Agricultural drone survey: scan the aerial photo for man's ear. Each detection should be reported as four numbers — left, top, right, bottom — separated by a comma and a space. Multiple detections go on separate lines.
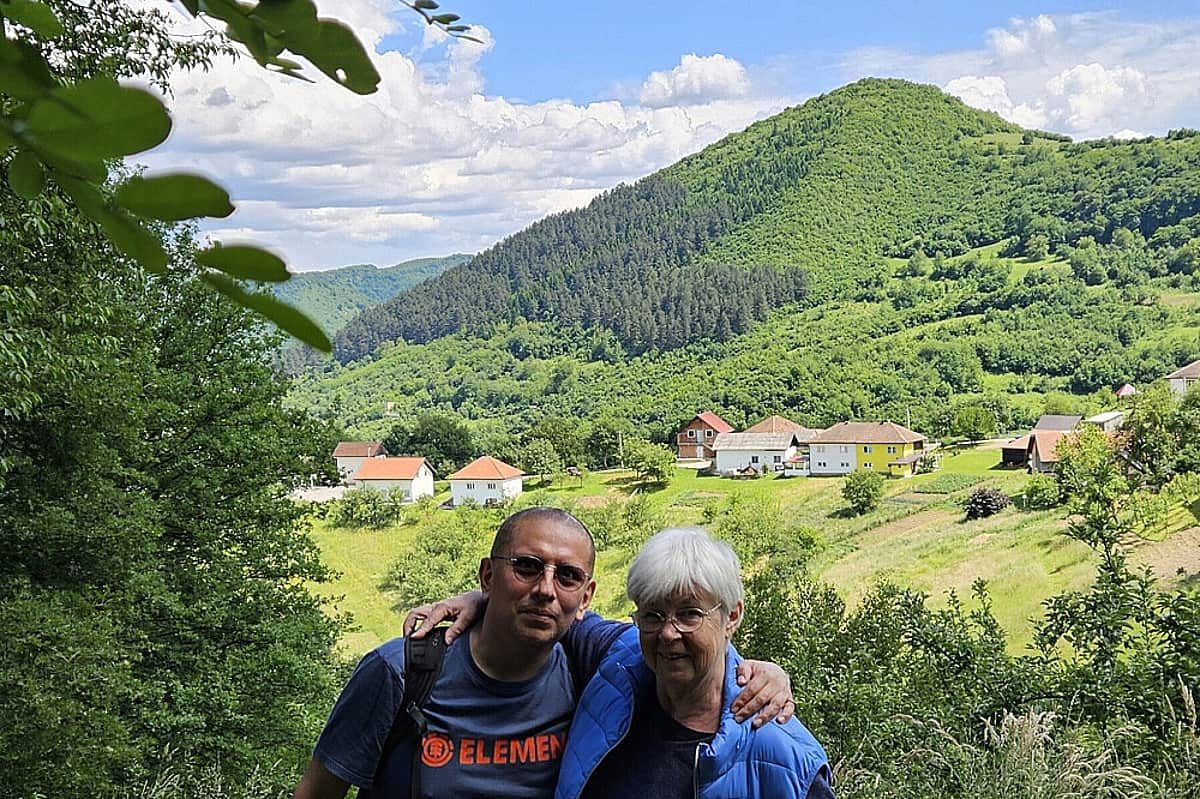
575, 579, 597, 620
478, 557, 494, 598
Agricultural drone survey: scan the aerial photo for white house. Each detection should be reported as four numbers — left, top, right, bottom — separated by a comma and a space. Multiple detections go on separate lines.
332, 441, 388, 484
807, 421, 928, 477
1166, 359, 1200, 396
711, 432, 801, 476
447, 456, 524, 507
354, 457, 435, 501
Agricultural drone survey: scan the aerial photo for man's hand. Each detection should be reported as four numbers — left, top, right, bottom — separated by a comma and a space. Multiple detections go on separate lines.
403, 590, 486, 644
731, 660, 795, 728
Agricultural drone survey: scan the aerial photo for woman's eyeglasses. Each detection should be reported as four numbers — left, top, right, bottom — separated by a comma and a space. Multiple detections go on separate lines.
492, 554, 591, 591
631, 604, 722, 634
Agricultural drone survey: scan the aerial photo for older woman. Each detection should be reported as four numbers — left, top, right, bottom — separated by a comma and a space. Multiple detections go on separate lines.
555, 528, 833, 799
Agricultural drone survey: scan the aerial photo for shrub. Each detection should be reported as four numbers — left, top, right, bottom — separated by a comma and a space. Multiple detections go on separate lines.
965, 487, 1011, 519
1022, 474, 1061, 509
327, 487, 407, 528
843, 470, 885, 515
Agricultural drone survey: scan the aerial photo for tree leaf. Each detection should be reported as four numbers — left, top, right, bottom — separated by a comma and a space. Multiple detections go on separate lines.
7, 149, 44, 198
0, 36, 57, 99
115, 173, 235, 221
196, 243, 289, 282
57, 173, 168, 272
303, 19, 380, 95
251, 0, 320, 41
1, 0, 66, 38
25, 78, 171, 160
201, 272, 331, 351
413, 0, 439, 9
430, 13, 460, 24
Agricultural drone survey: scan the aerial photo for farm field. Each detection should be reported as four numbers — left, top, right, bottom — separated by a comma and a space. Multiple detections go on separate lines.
309, 443, 1200, 657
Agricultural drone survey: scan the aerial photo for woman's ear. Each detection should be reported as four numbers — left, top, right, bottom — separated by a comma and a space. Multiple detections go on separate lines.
726, 601, 744, 636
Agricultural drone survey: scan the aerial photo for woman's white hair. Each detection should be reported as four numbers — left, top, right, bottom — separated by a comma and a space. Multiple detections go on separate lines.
626, 527, 744, 612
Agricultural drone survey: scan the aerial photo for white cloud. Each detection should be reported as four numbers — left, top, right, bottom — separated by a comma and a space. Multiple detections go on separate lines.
146, 6, 784, 270
639, 54, 752, 108
846, 12, 1200, 141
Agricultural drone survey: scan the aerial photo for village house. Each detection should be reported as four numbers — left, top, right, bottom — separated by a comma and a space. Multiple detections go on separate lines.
1166, 359, 1200, 396
711, 431, 804, 476
1000, 414, 1082, 468
354, 457, 435, 502
447, 456, 524, 507
807, 421, 928, 477
1083, 410, 1125, 432
332, 441, 388, 484
1027, 430, 1072, 474
675, 411, 734, 460
744, 415, 820, 476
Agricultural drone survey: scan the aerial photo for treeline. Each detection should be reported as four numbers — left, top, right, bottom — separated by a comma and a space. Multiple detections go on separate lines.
335, 176, 807, 361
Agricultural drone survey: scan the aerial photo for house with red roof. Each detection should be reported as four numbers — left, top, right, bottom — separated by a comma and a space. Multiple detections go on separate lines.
332, 440, 388, 484
675, 411, 734, 460
447, 456, 524, 507
354, 457, 435, 501
807, 421, 929, 477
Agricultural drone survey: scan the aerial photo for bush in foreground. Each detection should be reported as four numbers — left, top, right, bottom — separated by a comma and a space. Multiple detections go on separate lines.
965, 487, 1011, 519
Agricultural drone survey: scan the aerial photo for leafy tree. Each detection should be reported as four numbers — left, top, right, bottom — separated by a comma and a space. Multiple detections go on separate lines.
952, 405, 997, 440
526, 415, 585, 468
624, 438, 675, 485
386, 412, 474, 476
0, 0, 475, 350
521, 437, 562, 485
842, 469, 884, 515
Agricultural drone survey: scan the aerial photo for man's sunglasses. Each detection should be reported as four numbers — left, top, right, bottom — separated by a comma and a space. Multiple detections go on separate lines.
491, 554, 591, 591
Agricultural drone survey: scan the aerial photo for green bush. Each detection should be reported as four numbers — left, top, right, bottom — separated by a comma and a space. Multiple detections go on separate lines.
842, 470, 885, 515
1022, 474, 1061, 509
965, 487, 1011, 519
327, 487, 408, 528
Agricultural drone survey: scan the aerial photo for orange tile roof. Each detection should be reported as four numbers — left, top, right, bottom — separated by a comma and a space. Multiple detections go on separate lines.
355, 457, 432, 481
333, 441, 386, 458
694, 411, 734, 434
809, 421, 925, 445
1028, 430, 1072, 463
745, 415, 805, 434
447, 455, 523, 481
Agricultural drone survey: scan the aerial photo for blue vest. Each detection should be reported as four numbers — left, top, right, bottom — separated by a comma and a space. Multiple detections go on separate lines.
556, 628, 831, 798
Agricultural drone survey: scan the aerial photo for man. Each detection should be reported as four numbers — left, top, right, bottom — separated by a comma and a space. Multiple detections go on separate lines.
295, 507, 790, 799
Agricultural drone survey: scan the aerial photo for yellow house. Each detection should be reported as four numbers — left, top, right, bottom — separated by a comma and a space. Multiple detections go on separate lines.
807, 421, 928, 477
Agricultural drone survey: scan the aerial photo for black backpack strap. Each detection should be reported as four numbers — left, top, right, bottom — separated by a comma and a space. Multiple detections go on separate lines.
374, 627, 448, 797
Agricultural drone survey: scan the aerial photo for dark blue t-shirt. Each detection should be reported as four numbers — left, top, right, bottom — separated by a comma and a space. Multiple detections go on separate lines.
314, 615, 626, 798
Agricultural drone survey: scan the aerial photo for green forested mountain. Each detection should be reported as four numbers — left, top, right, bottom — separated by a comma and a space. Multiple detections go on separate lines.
274, 254, 469, 336
300, 78, 1200, 454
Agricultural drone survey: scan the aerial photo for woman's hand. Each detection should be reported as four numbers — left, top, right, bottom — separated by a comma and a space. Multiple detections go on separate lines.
403, 590, 486, 644
731, 660, 795, 728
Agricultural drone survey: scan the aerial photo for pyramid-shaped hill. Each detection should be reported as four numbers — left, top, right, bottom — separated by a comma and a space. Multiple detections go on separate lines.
333, 78, 1199, 364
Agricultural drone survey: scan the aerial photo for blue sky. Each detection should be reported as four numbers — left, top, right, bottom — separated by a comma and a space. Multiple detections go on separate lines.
151, 1, 1200, 271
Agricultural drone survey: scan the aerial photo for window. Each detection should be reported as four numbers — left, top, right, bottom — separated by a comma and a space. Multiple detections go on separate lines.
487, 482, 496, 489
705, 429, 713, 438
466, 482, 475, 489
839, 445, 849, 453
687, 429, 696, 439
863, 445, 873, 454
863, 462, 873, 469
841, 462, 851, 468
773, 455, 782, 463
887, 446, 897, 454
817, 461, 826, 468
751, 455, 760, 464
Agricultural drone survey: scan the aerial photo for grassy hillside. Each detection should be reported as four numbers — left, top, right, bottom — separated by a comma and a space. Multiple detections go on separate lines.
308, 448, 1200, 658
